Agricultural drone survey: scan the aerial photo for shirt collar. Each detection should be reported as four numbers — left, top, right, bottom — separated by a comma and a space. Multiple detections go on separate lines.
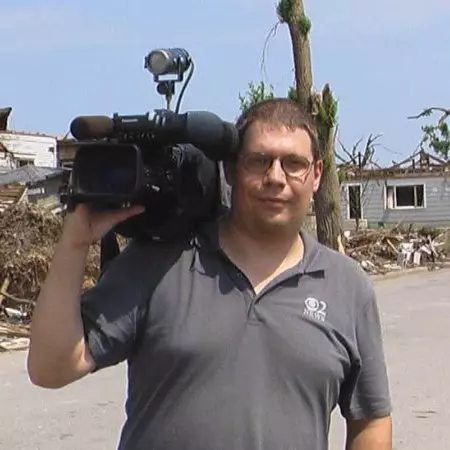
195, 218, 326, 275
297, 230, 325, 274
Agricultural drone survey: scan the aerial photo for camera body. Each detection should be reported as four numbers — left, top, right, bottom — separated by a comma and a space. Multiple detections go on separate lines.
63, 49, 238, 242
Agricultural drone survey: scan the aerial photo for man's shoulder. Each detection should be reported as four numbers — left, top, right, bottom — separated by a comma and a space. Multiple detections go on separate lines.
125, 235, 194, 254
317, 240, 364, 273
101, 235, 194, 275
311, 237, 375, 296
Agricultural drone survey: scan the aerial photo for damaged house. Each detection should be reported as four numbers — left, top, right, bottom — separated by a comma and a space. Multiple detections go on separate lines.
0, 107, 66, 213
339, 150, 450, 229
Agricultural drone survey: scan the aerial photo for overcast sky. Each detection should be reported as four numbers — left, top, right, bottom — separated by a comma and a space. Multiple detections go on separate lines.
1, 0, 449, 164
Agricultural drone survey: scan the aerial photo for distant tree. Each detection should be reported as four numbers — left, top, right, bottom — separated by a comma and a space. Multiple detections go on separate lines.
337, 134, 383, 231
336, 133, 383, 170
238, 81, 275, 114
409, 107, 450, 160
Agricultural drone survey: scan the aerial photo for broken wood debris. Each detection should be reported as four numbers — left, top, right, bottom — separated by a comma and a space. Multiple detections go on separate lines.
0, 203, 102, 352
345, 226, 449, 275
0, 288, 32, 351
0, 322, 30, 352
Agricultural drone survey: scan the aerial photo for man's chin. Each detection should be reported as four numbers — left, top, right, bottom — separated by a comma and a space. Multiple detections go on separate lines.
256, 213, 296, 231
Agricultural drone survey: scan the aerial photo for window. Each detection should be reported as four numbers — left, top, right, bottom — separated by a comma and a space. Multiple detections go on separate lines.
347, 184, 362, 219
385, 184, 425, 209
17, 159, 34, 167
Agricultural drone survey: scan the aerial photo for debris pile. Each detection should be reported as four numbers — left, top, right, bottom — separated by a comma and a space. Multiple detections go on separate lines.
0, 204, 101, 351
345, 226, 449, 275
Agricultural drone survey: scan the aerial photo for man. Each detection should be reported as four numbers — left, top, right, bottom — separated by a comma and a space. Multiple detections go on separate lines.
28, 98, 392, 449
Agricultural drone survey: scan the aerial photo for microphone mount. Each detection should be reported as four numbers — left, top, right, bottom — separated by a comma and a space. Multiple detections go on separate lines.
144, 48, 195, 112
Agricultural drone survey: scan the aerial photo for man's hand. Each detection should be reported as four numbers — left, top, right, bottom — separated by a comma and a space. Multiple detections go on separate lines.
345, 415, 392, 450
62, 203, 145, 249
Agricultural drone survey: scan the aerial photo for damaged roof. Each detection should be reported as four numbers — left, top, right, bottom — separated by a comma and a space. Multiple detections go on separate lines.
339, 150, 450, 180
0, 165, 66, 187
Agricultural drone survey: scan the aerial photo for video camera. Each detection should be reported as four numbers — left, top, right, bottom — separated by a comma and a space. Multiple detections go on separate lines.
64, 48, 238, 242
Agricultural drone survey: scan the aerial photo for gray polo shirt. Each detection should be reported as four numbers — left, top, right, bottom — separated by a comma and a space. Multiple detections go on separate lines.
80, 221, 392, 450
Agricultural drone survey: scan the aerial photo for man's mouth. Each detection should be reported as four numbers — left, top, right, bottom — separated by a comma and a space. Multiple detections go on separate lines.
259, 197, 288, 205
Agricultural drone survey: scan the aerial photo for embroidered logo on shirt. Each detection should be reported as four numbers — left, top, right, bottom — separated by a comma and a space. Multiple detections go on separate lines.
303, 297, 327, 322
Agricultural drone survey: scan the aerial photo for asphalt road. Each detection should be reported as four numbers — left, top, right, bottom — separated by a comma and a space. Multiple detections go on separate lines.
0, 269, 449, 449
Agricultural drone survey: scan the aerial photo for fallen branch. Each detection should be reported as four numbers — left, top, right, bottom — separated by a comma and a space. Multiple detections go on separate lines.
0, 290, 35, 306
0, 278, 10, 307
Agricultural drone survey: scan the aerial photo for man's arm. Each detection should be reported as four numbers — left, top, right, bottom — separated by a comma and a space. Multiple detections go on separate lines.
27, 237, 95, 389
346, 415, 392, 450
27, 204, 144, 389
338, 272, 393, 446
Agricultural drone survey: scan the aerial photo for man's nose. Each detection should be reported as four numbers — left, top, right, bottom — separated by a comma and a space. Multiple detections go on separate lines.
264, 159, 286, 185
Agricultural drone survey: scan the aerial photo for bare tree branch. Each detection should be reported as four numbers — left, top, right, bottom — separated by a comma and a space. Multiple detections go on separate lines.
335, 152, 347, 163
260, 23, 281, 81
409, 107, 450, 159
337, 140, 358, 163
408, 107, 450, 124
338, 133, 384, 170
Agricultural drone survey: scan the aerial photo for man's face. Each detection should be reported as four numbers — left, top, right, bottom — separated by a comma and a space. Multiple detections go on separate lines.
228, 121, 322, 233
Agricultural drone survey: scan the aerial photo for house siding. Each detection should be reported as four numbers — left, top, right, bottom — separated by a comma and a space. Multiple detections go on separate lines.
0, 132, 57, 168
341, 175, 450, 227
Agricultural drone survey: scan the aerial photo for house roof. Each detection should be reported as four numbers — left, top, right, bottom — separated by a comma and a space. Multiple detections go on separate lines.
0, 130, 57, 139
0, 166, 66, 187
339, 150, 450, 181
0, 106, 57, 137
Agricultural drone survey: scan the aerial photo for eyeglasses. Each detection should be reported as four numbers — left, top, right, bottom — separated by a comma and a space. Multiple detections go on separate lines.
239, 152, 314, 178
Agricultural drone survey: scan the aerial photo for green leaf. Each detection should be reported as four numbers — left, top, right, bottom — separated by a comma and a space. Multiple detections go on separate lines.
276, 0, 294, 23
238, 81, 275, 114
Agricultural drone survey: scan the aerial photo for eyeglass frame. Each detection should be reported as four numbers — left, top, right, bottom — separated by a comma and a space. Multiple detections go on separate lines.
237, 151, 316, 179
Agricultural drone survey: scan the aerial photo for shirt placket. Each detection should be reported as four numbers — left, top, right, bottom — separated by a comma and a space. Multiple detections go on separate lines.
218, 250, 304, 323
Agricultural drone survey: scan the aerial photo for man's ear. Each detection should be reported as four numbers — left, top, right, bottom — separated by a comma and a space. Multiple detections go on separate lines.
312, 160, 323, 193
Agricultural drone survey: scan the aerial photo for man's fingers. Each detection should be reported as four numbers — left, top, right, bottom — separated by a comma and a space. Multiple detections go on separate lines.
105, 205, 146, 226
122, 204, 146, 218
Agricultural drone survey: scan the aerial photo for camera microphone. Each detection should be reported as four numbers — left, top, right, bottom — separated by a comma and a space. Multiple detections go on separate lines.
70, 116, 114, 140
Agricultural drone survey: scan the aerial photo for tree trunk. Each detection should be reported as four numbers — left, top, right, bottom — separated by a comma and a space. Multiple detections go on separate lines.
313, 112, 344, 251
279, 0, 344, 252
287, 0, 313, 112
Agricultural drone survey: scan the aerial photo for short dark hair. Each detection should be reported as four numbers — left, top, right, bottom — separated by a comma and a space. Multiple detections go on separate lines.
236, 98, 319, 160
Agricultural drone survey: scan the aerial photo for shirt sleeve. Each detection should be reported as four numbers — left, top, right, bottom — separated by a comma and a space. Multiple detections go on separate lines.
80, 239, 151, 372
339, 280, 393, 420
